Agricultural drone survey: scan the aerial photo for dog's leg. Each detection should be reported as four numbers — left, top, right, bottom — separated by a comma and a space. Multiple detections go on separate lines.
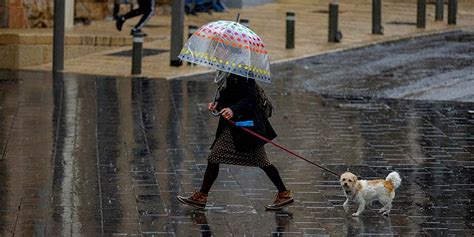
379, 199, 388, 213
352, 199, 365, 217
343, 198, 350, 213
382, 202, 392, 215
379, 196, 393, 215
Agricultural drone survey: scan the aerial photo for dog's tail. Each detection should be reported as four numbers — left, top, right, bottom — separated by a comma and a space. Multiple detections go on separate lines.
386, 171, 401, 189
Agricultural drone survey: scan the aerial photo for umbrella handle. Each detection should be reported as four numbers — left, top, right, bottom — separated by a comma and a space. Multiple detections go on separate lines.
211, 110, 221, 117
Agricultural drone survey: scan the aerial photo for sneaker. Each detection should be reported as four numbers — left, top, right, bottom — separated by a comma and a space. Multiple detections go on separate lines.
130, 29, 147, 37
115, 16, 125, 31
177, 191, 207, 209
265, 190, 294, 210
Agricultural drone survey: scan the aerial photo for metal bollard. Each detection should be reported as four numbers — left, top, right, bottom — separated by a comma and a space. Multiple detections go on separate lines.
187, 25, 198, 66
372, 0, 383, 35
435, 0, 444, 21
53, 0, 65, 72
286, 12, 295, 49
448, 0, 457, 25
170, 0, 184, 67
131, 34, 143, 75
417, 0, 426, 28
239, 19, 249, 27
328, 3, 342, 43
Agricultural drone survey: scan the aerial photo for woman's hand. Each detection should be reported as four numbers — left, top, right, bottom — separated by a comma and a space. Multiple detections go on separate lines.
220, 108, 233, 120
208, 102, 218, 111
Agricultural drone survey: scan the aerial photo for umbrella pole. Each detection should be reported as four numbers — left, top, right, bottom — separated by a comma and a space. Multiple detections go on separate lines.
211, 73, 226, 116
236, 13, 240, 22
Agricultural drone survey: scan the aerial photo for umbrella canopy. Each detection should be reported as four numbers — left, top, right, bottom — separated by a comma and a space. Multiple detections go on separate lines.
178, 20, 271, 83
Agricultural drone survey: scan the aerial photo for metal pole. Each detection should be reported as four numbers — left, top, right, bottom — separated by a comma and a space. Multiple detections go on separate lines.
187, 25, 197, 66
286, 12, 295, 49
435, 0, 444, 21
170, 0, 184, 67
239, 18, 249, 27
131, 35, 143, 75
372, 0, 383, 35
448, 0, 457, 25
328, 3, 342, 42
53, 0, 65, 72
417, 0, 426, 28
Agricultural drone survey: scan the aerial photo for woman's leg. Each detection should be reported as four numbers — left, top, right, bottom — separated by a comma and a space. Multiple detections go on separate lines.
177, 161, 219, 208
261, 164, 287, 193
261, 164, 294, 210
200, 162, 220, 194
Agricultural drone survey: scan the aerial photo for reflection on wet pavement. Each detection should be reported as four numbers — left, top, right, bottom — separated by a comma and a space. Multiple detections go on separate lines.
0, 32, 473, 236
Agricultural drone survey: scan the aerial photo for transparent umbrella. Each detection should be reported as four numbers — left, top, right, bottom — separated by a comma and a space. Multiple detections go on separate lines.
178, 20, 271, 83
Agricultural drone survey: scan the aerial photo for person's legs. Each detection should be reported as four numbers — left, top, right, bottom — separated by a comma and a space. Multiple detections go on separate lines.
177, 162, 220, 209
261, 164, 294, 210
200, 162, 220, 194
131, 0, 155, 34
116, 2, 144, 31
122, 8, 145, 20
261, 164, 287, 193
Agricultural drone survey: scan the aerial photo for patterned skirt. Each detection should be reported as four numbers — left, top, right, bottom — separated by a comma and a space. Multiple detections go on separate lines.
208, 127, 271, 167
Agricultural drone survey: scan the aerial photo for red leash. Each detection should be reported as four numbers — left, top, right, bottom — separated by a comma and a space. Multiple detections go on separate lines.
226, 119, 340, 177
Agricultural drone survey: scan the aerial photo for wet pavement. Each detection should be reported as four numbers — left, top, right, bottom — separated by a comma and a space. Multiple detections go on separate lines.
0, 32, 473, 236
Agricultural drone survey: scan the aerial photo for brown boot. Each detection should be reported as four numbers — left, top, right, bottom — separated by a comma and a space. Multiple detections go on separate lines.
177, 191, 208, 209
265, 190, 294, 210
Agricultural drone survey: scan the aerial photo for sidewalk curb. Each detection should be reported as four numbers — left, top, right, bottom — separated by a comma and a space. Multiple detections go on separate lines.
166, 26, 474, 81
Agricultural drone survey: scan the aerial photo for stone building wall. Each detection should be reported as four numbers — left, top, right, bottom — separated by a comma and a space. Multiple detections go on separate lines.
23, 0, 53, 28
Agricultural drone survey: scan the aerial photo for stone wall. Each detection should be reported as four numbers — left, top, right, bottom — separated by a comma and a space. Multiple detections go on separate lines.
23, 0, 53, 28
1, 0, 110, 28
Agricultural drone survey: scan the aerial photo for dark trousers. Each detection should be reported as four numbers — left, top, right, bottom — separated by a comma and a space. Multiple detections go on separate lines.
123, 0, 155, 31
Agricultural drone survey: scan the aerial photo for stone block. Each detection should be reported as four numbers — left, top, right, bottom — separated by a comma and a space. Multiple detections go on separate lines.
42, 45, 52, 63
110, 37, 126, 46
81, 36, 96, 45
0, 45, 17, 69
18, 34, 51, 45
96, 36, 111, 46
0, 34, 21, 45
66, 36, 82, 46
124, 38, 133, 45
16, 45, 44, 68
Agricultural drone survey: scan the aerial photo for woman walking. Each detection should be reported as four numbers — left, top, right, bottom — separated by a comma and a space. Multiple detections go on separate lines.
177, 72, 293, 210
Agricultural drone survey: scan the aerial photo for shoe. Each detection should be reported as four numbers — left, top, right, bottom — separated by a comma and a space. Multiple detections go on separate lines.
177, 191, 207, 209
265, 190, 294, 210
130, 29, 147, 37
115, 16, 125, 31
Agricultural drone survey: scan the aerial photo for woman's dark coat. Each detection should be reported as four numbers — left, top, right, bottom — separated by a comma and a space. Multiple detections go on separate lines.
211, 75, 277, 151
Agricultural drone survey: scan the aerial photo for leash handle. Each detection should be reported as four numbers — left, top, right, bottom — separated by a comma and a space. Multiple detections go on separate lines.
225, 118, 339, 177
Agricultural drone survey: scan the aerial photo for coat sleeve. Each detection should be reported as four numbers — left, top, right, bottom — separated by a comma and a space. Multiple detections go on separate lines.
229, 80, 258, 119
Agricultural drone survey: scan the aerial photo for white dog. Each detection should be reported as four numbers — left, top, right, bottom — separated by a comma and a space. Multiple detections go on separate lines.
340, 171, 401, 216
